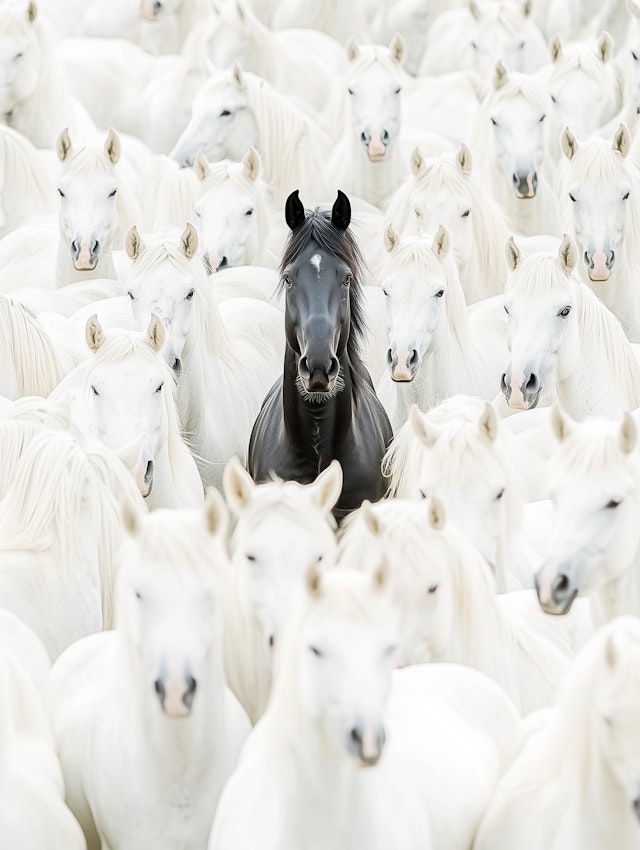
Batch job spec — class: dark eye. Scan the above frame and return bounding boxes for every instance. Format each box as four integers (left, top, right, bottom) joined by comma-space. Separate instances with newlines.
606, 498, 621, 509
623, 192, 630, 200
14, 52, 23, 61
127, 290, 134, 300
419, 488, 428, 499
435, 289, 444, 298
428, 584, 438, 594
343, 274, 352, 287
632, 50, 639, 61
394, 87, 401, 94
495, 488, 505, 501
282, 274, 292, 289
382, 287, 389, 297
471, 40, 477, 49
550, 94, 557, 104
568, 193, 576, 202
504, 305, 509, 315
90, 384, 99, 397
347, 87, 354, 95
245, 208, 254, 216
309, 645, 323, 657
108, 188, 117, 198
518, 40, 525, 49
155, 382, 164, 393
461, 209, 470, 218
185, 289, 195, 301
220, 109, 231, 117
57, 188, 65, 197
414, 207, 422, 217
246, 553, 256, 562
135, 590, 142, 600
194, 209, 201, 218
558, 305, 571, 317
539, 114, 546, 122
490, 117, 498, 126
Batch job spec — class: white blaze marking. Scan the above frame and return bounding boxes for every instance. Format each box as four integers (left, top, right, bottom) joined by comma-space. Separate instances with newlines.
310, 253, 322, 273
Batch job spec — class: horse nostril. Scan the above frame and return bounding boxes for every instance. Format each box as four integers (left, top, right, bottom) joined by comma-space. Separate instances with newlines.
268, 634, 275, 649
525, 373, 538, 393
381, 129, 389, 144
90, 239, 99, 257
350, 726, 362, 746
218, 256, 229, 270
386, 348, 393, 367
408, 347, 419, 369
327, 356, 340, 381
70, 239, 80, 259
172, 357, 182, 378
183, 675, 197, 710
360, 129, 371, 146
298, 355, 310, 380
500, 373, 508, 393
512, 173, 519, 186
153, 0, 163, 13
552, 573, 571, 600
584, 251, 593, 269
607, 250, 615, 268
154, 678, 166, 706
144, 460, 154, 486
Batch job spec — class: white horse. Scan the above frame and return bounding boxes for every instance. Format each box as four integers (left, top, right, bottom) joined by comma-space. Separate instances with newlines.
557, 124, 640, 341
471, 62, 560, 237
0, 295, 64, 399
0, 128, 140, 291
184, 0, 347, 113
271, 0, 371, 45
170, 64, 328, 205
50, 493, 250, 850
383, 396, 546, 591
536, 407, 640, 627
51, 314, 204, 510
339, 497, 589, 713
192, 148, 279, 271
221, 456, 341, 724
474, 616, 640, 850
328, 37, 408, 209
384, 145, 509, 303
376, 226, 507, 430
0, 430, 133, 659
0, 123, 54, 237
501, 234, 640, 418
209, 566, 522, 850
125, 224, 284, 488
421, 0, 547, 76
545, 33, 623, 160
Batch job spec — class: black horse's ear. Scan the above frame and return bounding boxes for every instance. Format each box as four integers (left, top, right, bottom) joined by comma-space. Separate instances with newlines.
331, 189, 351, 230
285, 190, 305, 230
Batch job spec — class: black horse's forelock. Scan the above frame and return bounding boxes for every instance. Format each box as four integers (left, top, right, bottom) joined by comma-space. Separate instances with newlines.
278, 207, 368, 367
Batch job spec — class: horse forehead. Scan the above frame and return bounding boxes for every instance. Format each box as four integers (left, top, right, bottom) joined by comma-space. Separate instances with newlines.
92, 360, 164, 394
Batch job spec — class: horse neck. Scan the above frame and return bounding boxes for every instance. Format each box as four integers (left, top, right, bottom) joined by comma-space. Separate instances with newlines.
347, 133, 401, 208
591, 557, 640, 627
408, 310, 469, 411
586, 250, 640, 342
54, 242, 116, 287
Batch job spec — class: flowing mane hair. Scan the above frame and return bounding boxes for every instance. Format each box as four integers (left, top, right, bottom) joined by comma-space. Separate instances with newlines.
279, 207, 368, 385
0, 296, 63, 397
141, 155, 200, 231
0, 124, 52, 224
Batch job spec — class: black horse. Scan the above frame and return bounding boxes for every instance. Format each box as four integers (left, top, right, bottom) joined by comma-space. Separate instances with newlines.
248, 189, 393, 519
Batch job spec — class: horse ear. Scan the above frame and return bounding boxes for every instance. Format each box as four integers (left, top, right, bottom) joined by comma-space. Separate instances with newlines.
222, 455, 255, 513
613, 124, 631, 158
145, 313, 165, 353
27, 1, 37, 22
559, 233, 577, 274
561, 127, 578, 160
125, 225, 145, 261
384, 223, 399, 253
550, 403, 575, 442
389, 32, 406, 65
361, 500, 383, 536
56, 127, 72, 162
619, 412, 637, 454
204, 486, 229, 537
285, 189, 305, 230
597, 31, 614, 63
549, 34, 562, 63
345, 36, 360, 62
479, 402, 498, 442
427, 495, 446, 530
505, 236, 520, 271
629, 0, 640, 18
409, 403, 440, 447
433, 225, 449, 258
306, 563, 322, 597
193, 151, 210, 181
180, 222, 198, 259
232, 61, 246, 90
469, 0, 481, 20
122, 500, 141, 536
242, 146, 261, 181
311, 460, 343, 513
104, 128, 121, 165
457, 142, 472, 174
331, 189, 351, 231
410, 146, 424, 175
235, 0, 246, 21
85, 314, 105, 352
494, 60, 508, 90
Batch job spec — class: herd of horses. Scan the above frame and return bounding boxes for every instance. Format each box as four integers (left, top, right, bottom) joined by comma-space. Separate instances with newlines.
3, 0, 640, 848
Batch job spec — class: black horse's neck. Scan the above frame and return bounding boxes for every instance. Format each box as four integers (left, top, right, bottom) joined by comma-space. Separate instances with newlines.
283, 345, 354, 473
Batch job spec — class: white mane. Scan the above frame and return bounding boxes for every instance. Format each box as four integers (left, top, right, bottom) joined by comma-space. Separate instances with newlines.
0, 296, 63, 397
141, 155, 200, 231
0, 124, 52, 228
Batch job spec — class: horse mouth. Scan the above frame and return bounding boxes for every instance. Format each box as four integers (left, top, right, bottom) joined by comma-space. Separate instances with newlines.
588, 268, 611, 282
368, 151, 387, 163
538, 588, 578, 616
515, 190, 535, 199
73, 258, 99, 271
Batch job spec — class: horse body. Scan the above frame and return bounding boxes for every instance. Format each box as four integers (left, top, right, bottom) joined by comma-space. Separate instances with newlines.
248, 191, 392, 519
50, 499, 250, 850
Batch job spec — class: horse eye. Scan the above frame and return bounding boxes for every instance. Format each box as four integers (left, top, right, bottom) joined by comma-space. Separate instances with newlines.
90, 384, 99, 397
108, 188, 117, 198
309, 646, 323, 657
14, 52, 23, 60
550, 94, 557, 104
384, 643, 398, 657
347, 88, 354, 95
504, 305, 509, 315
282, 274, 292, 288
394, 87, 401, 94
606, 498, 622, 509
127, 290, 135, 300
632, 50, 639, 61
414, 208, 422, 217
135, 590, 142, 600
568, 193, 576, 202
382, 287, 389, 297
343, 274, 352, 287
185, 289, 195, 301
246, 553, 256, 562
558, 305, 571, 317
194, 209, 201, 218
495, 488, 505, 501
57, 188, 65, 197
245, 208, 254, 216
461, 209, 470, 218
471, 40, 477, 49
518, 40, 525, 49
428, 584, 438, 594
490, 117, 498, 126
435, 289, 444, 298
419, 488, 428, 499
539, 114, 546, 122
623, 192, 630, 200
155, 382, 164, 394
220, 109, 231, 117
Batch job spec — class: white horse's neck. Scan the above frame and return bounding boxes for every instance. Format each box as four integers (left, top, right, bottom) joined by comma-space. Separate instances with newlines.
582, 251, 640, 343
348, 135, 400, 209
592, 555, 640, 627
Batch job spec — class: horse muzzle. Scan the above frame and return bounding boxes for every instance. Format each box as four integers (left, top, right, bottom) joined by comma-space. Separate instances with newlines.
513, 170, 537, 199
534, 564, 579, 615
140, 0, 164, 20
500, 369, 541, 410
347, 722, 386, 767
71, 236, 100, 271
361, 125, 390, 163
585, 249, 615, 282
388, 346, 419, 382
298, 354, 340, 395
